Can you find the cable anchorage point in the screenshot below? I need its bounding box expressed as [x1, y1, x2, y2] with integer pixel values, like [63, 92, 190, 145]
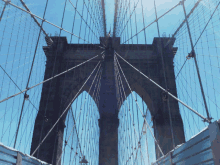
[24, 93, 29, 100]
[186, 51, 195, 59]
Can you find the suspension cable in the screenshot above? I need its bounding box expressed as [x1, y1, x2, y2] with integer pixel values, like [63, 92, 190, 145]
[114, 54, 164, 157]
[19, 0, 53, 45]
[13, 0, 50, 148]
[0, 54, 102, 104]
[154, 0, 175, 149]
[118, 0, 140, 38]
[115, 66, 146, 164]
[121, 0, 182, 44]
[164, 0, 202, 47]
[1, 0, 105, 49]
[0, 65, 39, 110]
[115, 51, 211, 123]
[182, 0, 211, 121]
[69, 0, 105, 47]
[56, 62, 103, 164]
[30, 60, 101, 156]
[0, 0, 10, 22]
[175, 1, 220, 80]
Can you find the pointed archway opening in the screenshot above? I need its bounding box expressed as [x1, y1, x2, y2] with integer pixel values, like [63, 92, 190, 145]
[60, 91, 100, 164]
[118, 91, 156, 165]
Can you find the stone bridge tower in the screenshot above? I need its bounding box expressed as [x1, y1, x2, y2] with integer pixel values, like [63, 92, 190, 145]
[30, 36, 185, 165]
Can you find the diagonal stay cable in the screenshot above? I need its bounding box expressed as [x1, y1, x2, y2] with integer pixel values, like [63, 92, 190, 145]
[121, 1, 182, 44]
[80, 64, 102, 161]
[0, 65, 39, 112]
[31, 60, 101, 156]
[116, 0, 131, 37]
[19, 0, 53, 45]
[79, 64, 102, 154]
[164, 0, 202, 47]
[114, 54, 164, 157]
[114, 56, 146, 164]
[115, 51, 211, 123]
[59, 61, 103, 163]
[83, 1, 104, 39]
[56, 61, 103, 164]
[154, 0, 175, 149]
[37, 0, 69, 158]
[175, 59, 188, 80]
[1, 0, 105, 50]
[118, 0, 140, 38]
[175, 1, 220, 80]
[14, 0, 51, 148]
[0, 53, 103, 104]
[68, 0, 106, 48]
[115, 56, 154, 164]
[60, 67, 102, 163]
[115, 56, 137, 162]
[83, 2, 101, 36]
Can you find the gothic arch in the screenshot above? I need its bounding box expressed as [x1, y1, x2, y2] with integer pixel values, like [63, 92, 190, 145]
[115, 49, 185, 159]
[118, 90, 156, 163]
[60, 89, 100, 123]
[118, 81, 155, 117]
[31, 36, 185, 164]
[61, 90, 100, 164]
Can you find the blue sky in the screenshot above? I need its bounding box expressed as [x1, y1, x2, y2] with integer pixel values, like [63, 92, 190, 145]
[0, 0, 220, 164]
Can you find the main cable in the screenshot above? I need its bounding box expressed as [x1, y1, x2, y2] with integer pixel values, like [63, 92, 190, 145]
[0, 54, 102, 104]
[115, 51, 210, 123]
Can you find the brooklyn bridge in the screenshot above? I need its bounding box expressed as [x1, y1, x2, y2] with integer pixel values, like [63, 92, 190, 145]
[0, 0, 220, 164]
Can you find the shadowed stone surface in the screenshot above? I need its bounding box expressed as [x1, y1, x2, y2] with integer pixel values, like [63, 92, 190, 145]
[98, 37, 118, 165]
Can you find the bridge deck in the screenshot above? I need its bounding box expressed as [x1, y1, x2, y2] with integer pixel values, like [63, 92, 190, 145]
[152, 120, 220, 165]
[0, 142, 51, 165]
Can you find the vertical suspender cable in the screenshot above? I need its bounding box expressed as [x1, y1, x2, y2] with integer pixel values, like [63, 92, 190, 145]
[0, 0, 9, 22]
[39, 0, 68, 160]
[181, 0, 212, 121]
[13, 0, 50, 149]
